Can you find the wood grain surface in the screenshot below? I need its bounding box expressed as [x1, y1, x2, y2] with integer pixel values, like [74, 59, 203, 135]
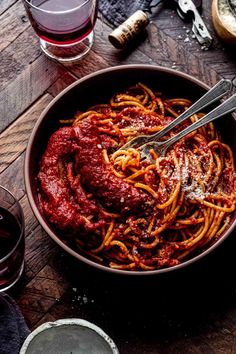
[1, 1, 236, 353]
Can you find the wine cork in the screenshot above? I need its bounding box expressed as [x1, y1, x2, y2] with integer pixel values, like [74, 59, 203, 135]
[108, 10, 150, 49]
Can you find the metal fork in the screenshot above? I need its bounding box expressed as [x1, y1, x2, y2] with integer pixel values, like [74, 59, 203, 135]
[120, 79, 232, 152]
[138, 93, 236, 161]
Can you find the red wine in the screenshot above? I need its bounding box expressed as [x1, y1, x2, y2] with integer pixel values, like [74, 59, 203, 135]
[27, 0, 97, 45]
[0, 207, 20, 257]
[0, 207, 24, 290]
[32, 17, 94, 45]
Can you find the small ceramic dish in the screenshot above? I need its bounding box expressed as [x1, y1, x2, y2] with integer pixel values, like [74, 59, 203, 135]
[212, 0, 236, 43]
[20, 318, 119, 354]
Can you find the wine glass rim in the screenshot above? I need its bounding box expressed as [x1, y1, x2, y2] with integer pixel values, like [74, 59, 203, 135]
[23, 0, 93, 15]
[0, 185, 25, 263]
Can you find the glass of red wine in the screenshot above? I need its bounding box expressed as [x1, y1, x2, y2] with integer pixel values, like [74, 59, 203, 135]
[23, 0, 98, 63]
[0, 186, 25, 292]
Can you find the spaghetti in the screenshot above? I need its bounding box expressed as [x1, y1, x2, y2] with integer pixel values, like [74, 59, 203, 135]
[38, 83, 236, 271]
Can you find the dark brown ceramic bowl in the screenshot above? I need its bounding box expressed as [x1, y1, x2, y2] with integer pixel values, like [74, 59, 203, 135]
[24, 64, 236, 275]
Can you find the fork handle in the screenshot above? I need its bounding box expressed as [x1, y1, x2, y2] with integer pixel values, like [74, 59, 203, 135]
[151, 78, 232, 141]
[163, 93, 236, 151]
[119, 79, 231, 151]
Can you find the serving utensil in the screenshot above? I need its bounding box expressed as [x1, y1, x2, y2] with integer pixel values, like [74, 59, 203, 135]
[120, 78, 232, 153]
[138, 92, 236, 161]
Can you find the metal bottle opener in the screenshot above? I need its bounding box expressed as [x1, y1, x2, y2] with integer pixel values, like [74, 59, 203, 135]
[147, 0, 213, 48]
[177, 0, 213, 48]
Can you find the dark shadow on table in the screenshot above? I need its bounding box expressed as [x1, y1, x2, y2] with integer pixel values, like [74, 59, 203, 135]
[55, 230, 236, 353]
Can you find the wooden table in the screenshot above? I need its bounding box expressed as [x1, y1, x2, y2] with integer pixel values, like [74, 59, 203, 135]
[1, 1, 236, 353]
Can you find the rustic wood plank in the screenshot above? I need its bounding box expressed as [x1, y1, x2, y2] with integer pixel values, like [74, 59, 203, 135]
[0, 53, 63, 133]
[33, 297, 75, 329]
[24, 265, 68, 300]
[0, 24, 68, 132]
[0, 62, 60, 132]
[18, 264, 70, 327]
[0, 27, 41, 88]
[24, 223, 59, 283]
[96, 5, 236, 88]
[20, 308, 45, 328]
[32, 313, 57, 329]
[0, 153, 25, 199]
[67, 45, 109, 78]
[0, 94, 53, 172]
[0, 0, 18, 15]
[0, 0, 30, 52]
[18, 290, 56, 318]
[89, 17, 215, 86]
[20, 194, 40, 237]
[47, 71, 77, 97]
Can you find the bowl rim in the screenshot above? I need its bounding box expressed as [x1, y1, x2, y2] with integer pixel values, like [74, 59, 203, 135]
[24, 64, 236, 276]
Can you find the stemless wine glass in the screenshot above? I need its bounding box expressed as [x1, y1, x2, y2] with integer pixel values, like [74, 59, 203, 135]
[0, 186, 25, 292]
[23, 0, 98, 63]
